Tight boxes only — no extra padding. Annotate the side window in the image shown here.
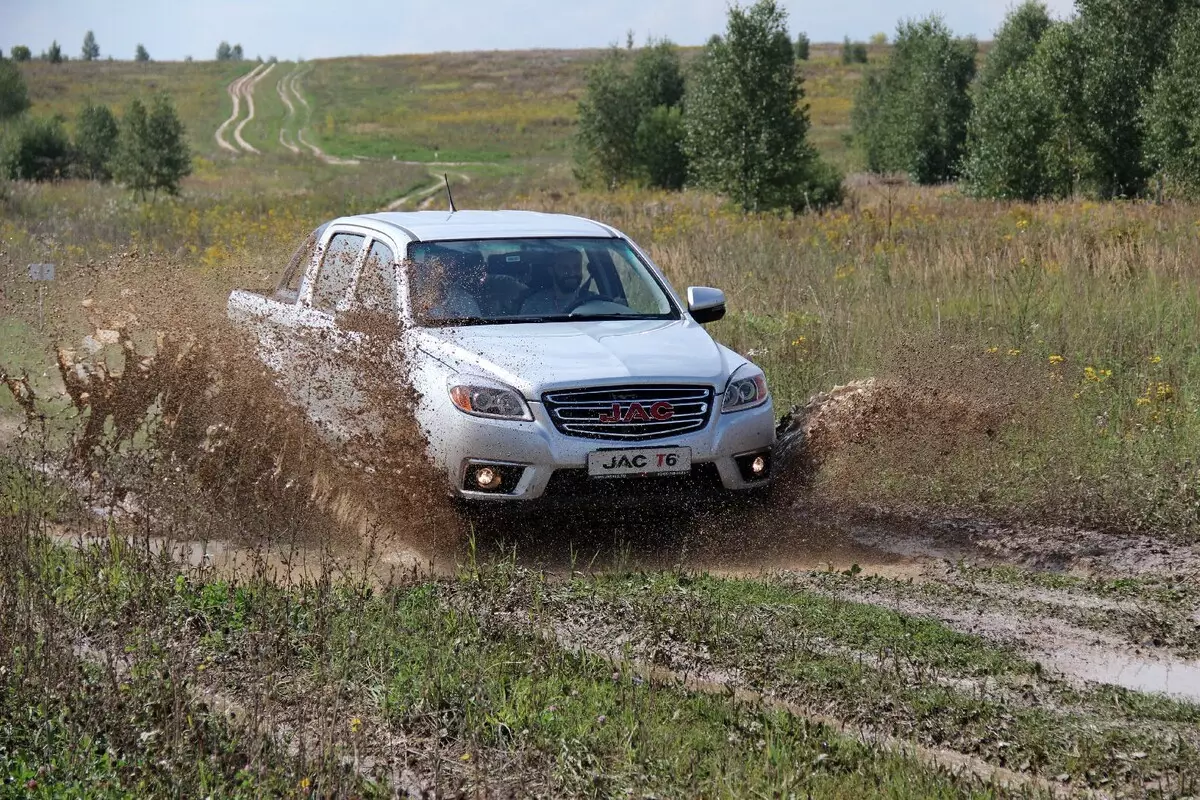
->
[354,240,398,314]
[275,225,325,303]
[312,233,366,313]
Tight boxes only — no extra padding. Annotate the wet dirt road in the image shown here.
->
[56,487,1200,704]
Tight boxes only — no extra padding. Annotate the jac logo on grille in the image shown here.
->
[598,402,674,423]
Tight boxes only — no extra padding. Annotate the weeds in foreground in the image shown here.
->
[0,465,1005,798]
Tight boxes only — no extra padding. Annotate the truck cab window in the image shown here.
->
[312,233,366,313]
[354,240,399,314]
[275,224,326,304]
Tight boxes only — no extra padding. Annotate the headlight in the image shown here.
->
[447,376,532,420]
[721,367,769,413]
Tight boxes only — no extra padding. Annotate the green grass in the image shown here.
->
[541,572,1200,791]
[0,513,1007,798]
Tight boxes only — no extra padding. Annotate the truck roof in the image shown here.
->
[352,210,618,242]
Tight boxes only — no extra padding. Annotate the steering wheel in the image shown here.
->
[564,294,619,314]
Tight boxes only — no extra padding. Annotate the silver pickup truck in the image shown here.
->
[227,210,775,504]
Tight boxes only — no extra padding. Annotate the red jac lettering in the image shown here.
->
[598,402,676,423]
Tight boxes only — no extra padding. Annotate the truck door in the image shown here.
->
[277,228,368,439]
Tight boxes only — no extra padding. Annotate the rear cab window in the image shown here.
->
[353,240,399,315]
[311,232,367,313]
[275,223,328,304]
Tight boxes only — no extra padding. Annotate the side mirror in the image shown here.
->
[687,286,726,324]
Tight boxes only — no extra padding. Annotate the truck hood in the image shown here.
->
[412,319,745,397]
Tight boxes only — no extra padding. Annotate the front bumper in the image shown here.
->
[439,398,776,502]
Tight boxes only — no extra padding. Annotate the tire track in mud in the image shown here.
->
[215,63,266,154]
[275,66,302,155]
[232,62,275,154]
[269,61,484,208]
[384,169,472,211]
[531,620,1069,797]
[286,65,360,165]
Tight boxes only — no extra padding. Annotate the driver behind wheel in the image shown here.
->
[519,248,588,316]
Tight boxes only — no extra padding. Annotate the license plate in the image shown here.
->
[587,447,692,478]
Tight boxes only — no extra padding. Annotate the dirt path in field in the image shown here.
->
[275,66,301,155]
[284,64,360,166]
[232,62,275,154]
[215,63,266,154]
[383,169,472,211]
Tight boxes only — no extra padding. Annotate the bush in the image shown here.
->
[978,1,1053,87]
[964,5,1076,200]
[81,31,99,61]
[216,41,232,61]
[795,32,810,61]
[0,57,30,121]
[686,0,841,211]
[47,41,63,64]
[135,44,150,63]
[1075,0,1180,198]
[74,103,119,181]
[575,40,687,190]
[630,40,684,110]
[963,67,1064,199]
[1144,9,1200,197]
[0,116,73,181]
[842,37,868,64]
[575,49,641,188]
[112,94,191,199]
[852,15,976,184]
[10,46,31,62]
[635,105,687,190]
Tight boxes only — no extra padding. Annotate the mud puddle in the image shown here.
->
[848,514,1200,577]
[48,525,441,584]
[484,506,923,579]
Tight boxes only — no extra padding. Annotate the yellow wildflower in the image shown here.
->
[1149,355,1162,365]
[1048,354,1064,364]
[1007,348,1021,357]
[985,346,1000,354]
[350,717,362,734]
[1016,218,1030,230]
[1137,397,1152,406]
[298,778,311,790]
[460,752,472,762]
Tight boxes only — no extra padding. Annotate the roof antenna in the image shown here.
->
[443,173,457,213]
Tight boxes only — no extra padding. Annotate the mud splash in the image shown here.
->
[2,251,464,563]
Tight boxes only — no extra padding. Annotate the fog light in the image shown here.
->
[475,466,503,490]
[751,455,767,475]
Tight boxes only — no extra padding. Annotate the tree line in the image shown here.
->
[575,0,843,213]
[853,0,1200,200]
[7,31,256,64]
[0,54,191,197]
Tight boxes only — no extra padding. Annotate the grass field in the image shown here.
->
[5,38,1200,798]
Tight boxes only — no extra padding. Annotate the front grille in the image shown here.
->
[542,384,714,441]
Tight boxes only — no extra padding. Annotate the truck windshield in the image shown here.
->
[407,237,679,326]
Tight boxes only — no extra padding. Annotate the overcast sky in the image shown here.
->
[4,0,1078,62]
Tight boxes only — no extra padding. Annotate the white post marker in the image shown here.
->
[28,263,55,329]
